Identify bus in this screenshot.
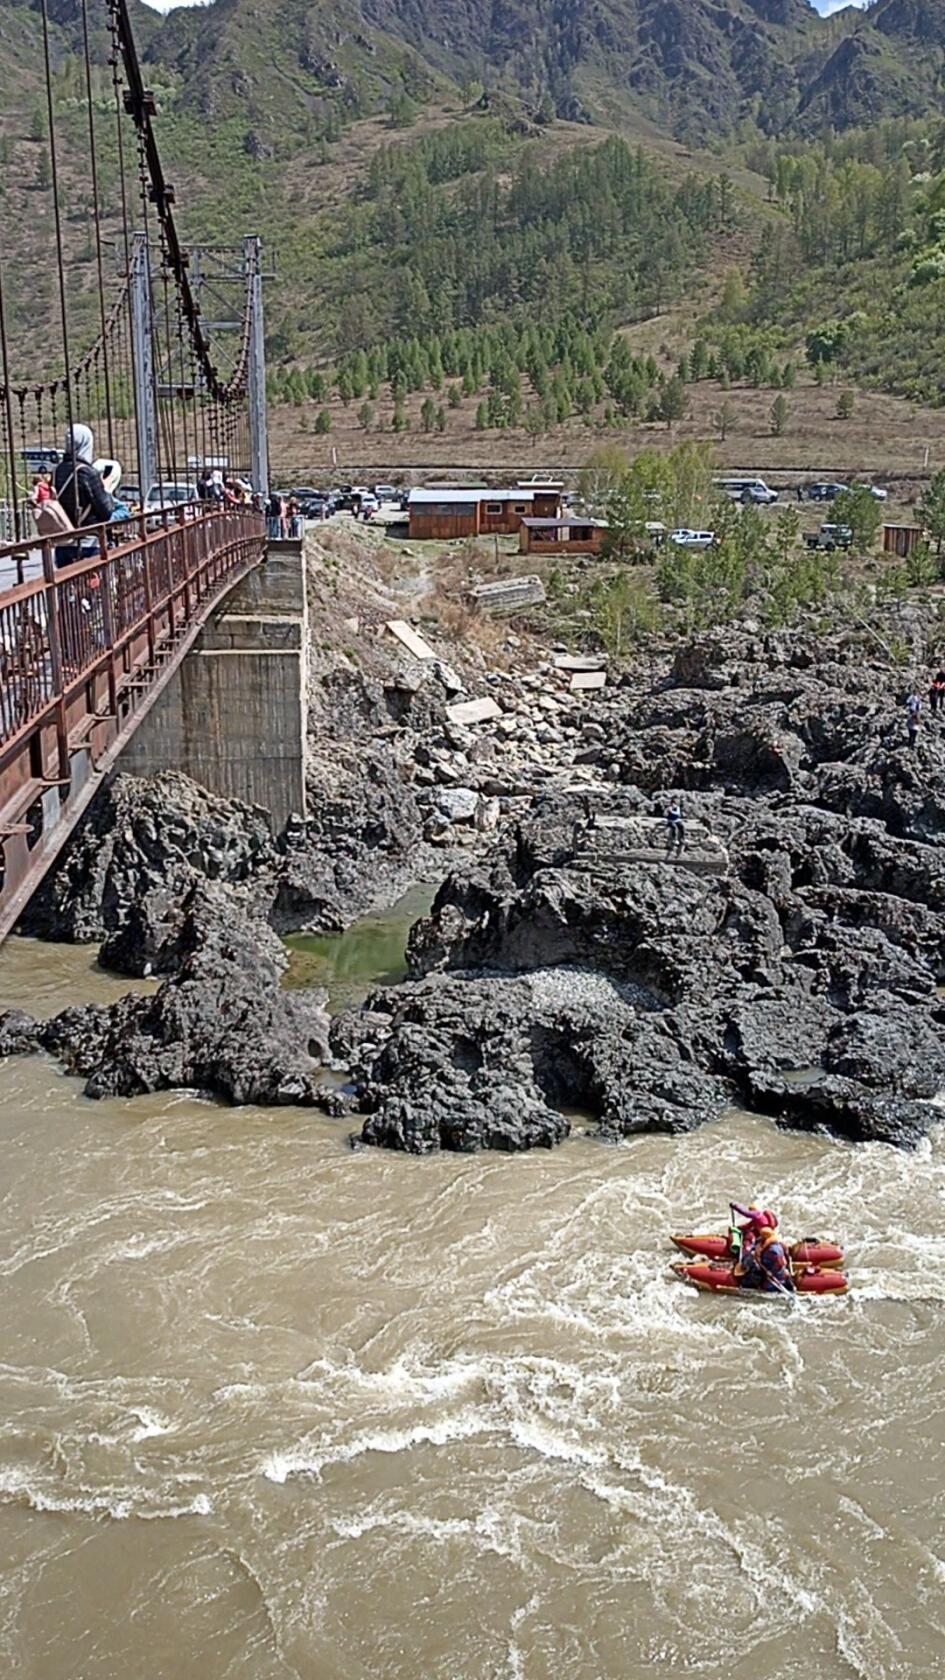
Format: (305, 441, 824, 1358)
(714, 476, 778, 505)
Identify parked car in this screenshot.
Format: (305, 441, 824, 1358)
(144, 482, 198, 519)
(715, 477, 778, 505)
(804, 522, 853, 551)
(670, 528, 715, 548)
(864, 484, 888, 501)
(374, 483, 398, 502)
(295, 492, 327, 518)
(806, 482, 848, 502)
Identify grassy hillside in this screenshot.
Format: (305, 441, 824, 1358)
(7, 0, 945, 476)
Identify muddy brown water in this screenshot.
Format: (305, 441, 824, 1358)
(0, 932, 943, 1680)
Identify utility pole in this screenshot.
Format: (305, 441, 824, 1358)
(244, 235, 269, 500)
(129, 232, 158, 498)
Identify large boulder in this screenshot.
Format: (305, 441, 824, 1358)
(39, 901, 332, 1106)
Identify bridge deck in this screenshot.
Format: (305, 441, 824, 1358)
(0, 504, 265, 942)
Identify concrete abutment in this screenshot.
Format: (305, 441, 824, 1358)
(122, 538, 308, 831)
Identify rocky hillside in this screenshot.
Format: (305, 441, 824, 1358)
(7, 0, 945, 147)
(137, 0, 945, 140)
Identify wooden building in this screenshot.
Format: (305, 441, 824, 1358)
(520, 516, 608, 557)
(883, 523, 925, 558)
(408, 484, 563, 542)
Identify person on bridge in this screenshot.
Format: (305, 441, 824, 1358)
(266, 488, 283, 539)
(52, 424, 114, 567)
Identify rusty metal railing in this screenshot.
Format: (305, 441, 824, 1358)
(0, 502, 265, 939)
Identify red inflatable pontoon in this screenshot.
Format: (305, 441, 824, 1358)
(671, 1233, 844, 1268)
(672, 1260, 849, 1296)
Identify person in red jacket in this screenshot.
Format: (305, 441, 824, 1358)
(729, 1201, 776, 1253)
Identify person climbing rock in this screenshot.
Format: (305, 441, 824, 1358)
(665, 802, 685, 856)
(906, 689, 922, 748)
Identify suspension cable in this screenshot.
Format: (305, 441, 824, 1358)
(0, 253, 21, 538)
(80, 0, 115, 456)
(39, 0, 75, 445)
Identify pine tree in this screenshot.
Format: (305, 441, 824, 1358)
(659, 376, 687, 429)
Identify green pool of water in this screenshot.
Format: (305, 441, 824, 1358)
(283, 883, 438, 1010)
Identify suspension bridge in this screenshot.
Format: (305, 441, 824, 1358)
(0, 0, 288, 942)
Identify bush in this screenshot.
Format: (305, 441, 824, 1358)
(586, 570, 662, 654)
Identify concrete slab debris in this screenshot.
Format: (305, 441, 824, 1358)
(446, 696, 503, 726)
(570, 670, 607, 691)
(467, 575, 546, 615)
(386, 619, 437, 660)
(576, 813, 730, 878)
(553, 654, 608, 673)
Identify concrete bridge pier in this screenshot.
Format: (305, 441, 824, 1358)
(122, 537, 308, 831)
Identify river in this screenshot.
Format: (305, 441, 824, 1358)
(0, 929, 943, 1680)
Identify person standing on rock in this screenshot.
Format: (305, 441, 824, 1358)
(665, 802, 685, 857)
(930, 672, 945, 716)
(905, 689, 922, 748)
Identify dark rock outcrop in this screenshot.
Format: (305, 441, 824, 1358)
(20, 772, 279, 952)
(328, 622, 945, 1153)
(37, 900, 333, 1106)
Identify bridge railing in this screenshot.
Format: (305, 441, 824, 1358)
(0, 504, 265, 932)
(0, 503, 264, 748)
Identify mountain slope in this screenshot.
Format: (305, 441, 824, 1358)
(138, 0, 945, 141)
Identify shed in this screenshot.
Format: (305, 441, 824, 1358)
(520, 517, 608, 556)
(883, 523, 924, 558)
(408, 485, 563, 541)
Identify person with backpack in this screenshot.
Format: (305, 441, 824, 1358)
(49, 424, 114, 567)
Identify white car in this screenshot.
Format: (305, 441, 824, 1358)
(145, 482, 197, 513)
(866, 485, 888, 501)
(670, 528, 715, 548)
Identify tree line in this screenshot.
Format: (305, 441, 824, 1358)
(268, 131, 736, 424)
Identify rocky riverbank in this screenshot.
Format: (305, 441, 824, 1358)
(5, 569, 945, 1147)
(330, 620, 945, 1152)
